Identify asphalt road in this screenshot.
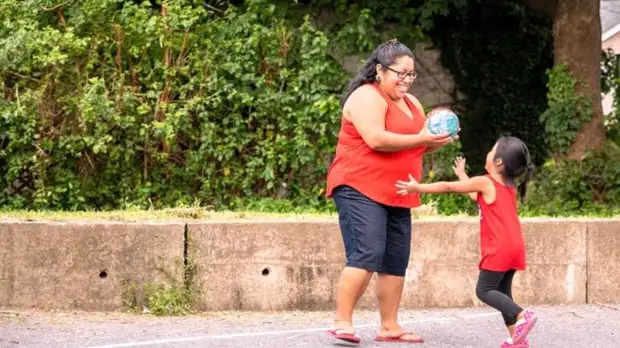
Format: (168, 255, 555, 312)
(1, 304, 619, 348)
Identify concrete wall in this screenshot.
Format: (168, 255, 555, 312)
(587, 220, 620, 304)
(0, 221, 184, 311)
(189, 219, 595, 311)
(0, 218, 618, 312)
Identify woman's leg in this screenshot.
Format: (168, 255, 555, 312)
(374, 206, 422, 342)
(331, 186, 388, 336)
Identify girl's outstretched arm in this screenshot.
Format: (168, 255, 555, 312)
(452, 156, 477, 201)
(395, 174, 495, 202)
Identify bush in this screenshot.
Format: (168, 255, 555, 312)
(522, 140, 620, 217)
(521, 55, 620, 217)
(1, 0, 617, 217)
(0, 0, 346, 211)
(539, 64, 594, 156)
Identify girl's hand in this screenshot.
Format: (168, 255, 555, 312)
(453, 156, 467, 177)
(395, 174, 420, 195)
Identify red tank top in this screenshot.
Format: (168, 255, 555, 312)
(477, 175, 526, 271)
(325, 83, 427, 208)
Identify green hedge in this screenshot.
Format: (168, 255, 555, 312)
(1, 0, 618, 217)
(1, 0, 345, 211)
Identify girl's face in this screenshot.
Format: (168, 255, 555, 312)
(376, 56, 416, 100)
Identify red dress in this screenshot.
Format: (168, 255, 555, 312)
(326, 83, 427, 208)
(477, 175, 527, 271)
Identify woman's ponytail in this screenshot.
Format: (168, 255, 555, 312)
(340, 54, 380, 106)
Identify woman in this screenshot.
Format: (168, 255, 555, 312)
(325, 39, 456, 344)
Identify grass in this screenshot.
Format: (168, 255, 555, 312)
(0, 207, 338, 222)
(0, 206, 617, 222)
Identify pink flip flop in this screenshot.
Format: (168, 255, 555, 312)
(328, 328, 361, 344)
(374, 332, 424, 343)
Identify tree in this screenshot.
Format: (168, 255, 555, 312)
(523, 0, 606, 159)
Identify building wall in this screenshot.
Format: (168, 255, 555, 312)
(602, 31, 620, 115)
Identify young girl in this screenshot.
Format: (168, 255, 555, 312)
(395, 136, 537, 347)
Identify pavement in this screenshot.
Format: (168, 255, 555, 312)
(1, 304, 619, 348)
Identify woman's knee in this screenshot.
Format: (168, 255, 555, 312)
(378, 207, 411, 276)
(377, 246, 410, 276)
(346, 250, 385, 273)
(345, 230, 386, 272)
(343, 231, 387, 272)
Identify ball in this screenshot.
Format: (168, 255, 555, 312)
(426, 108, 460, 138)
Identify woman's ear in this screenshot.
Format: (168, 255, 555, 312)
(375, 64, 382, 77)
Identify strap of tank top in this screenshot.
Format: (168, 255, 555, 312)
(486, 174, 513, 191)
(485, 174, 498, 185)
(372, 82, 391, 102)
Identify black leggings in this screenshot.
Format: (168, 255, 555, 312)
(476, 270, 523, 326)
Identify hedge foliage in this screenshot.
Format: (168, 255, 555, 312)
(1, 0, 345, 210)
(1, 0, 618, 216)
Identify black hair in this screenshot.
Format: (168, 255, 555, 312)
(493, 136, 535, 204)
(340, 39, 414, 106)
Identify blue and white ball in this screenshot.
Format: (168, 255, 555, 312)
(426, 108, 460, 138)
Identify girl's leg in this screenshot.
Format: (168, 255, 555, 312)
(476, 270, 524, 328)
(496, 270, 520, 337)
(481, 270, 537, 345)
(500, 271, 537, 344)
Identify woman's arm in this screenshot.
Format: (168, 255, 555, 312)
(405, 94, 442, 154)
(405, 95, 459, 154)
(346, 86, 452, 152)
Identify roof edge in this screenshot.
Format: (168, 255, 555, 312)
(603, 22, 620, 41)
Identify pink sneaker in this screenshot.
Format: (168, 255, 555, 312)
(513, 310, 537, 344)
(501, 338, 529, 347)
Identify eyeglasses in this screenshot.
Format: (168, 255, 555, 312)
(385, 67, 417, 80)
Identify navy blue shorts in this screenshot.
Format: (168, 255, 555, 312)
(332, 185, 412, 277)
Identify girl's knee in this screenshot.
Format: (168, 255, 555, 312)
(475, 282, 495, 303)
(475, 286, 487, 302)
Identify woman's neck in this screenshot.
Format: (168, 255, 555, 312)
(376, 82, 399, 101)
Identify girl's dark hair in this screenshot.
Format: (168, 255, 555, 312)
(340, 39, 414, 106)
(493, 136, 535, 204)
